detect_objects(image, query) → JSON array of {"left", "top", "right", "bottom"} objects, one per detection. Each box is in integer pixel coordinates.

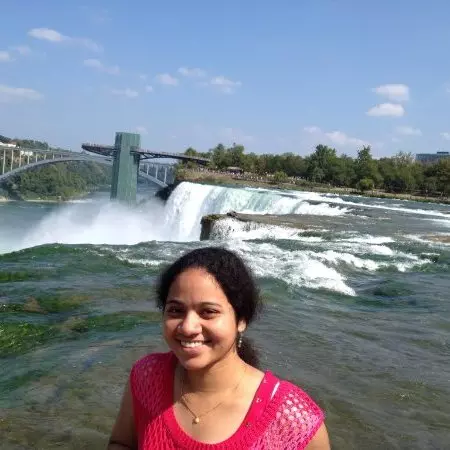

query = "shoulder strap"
[{"left": 243, "top": 371, "right": 279, "bottom": 424}]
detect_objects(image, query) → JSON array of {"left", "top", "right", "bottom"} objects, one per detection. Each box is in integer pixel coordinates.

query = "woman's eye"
[
  {"left": 202, "top": 309, "right": 218, "bottom": 316},
  {"left": 166, "top": 307, "right": 183, "bottom": 314}
]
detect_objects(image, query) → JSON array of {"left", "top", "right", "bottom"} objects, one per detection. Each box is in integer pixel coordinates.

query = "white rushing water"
[
  {"left": 4, "top": 181, "right": 447, "bottom": 296},
  {"left": 15, "top": 182, "right": 350, "bottom": 248}
]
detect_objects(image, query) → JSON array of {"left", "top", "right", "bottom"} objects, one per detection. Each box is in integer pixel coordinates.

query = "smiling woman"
[{"left": 107, "top": 247, "right": 330, "bottom": 450}]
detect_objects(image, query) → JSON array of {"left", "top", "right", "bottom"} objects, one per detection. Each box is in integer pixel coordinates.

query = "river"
[{"left": 1, "top": 182, "right": 449, "bottom": 449}]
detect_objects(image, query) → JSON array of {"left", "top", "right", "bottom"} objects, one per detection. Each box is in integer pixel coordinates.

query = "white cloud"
[
  {"left": 0, "top": 51, "right": 12, "bottom": 62},
  {"left": 155, "top": 73, "right": 179, "bottom": 86},
  {"left": 395, "top": 126, "right": 422, "bottom": 136},
  {"left": 366, "top": 103, "right": 405, "bottom": 117},
  {"left": 145, "top": 85, "right": 153, "bottom": 93},
  {"left": 12, "top": 45, "right": 31, "bottom": 56},
  {"left": 303, "top": 126, "right": 321, "bottom": 134},
  {"left": 136, "top": 126, "right": 148, "bottom": 135},
  {"left": 28, "top": 28, "right": 102, "bottom": 52},
  {"left": 0, "top": 84, "right": 43, "bottom": 102},
  {"left": 303, "top": 125, "right": 369, "bottom": 148},
  {"left": 325, "top": 130, "right": 369, "bottom": 148},
  {"left": 178, "top": 67, "right": 207, "bottom": 77},
  {"left": 373, "top": 84, "right": 409, "bottom": 102},
  {"left": 28, "top": 28, "right": 64, "bottom": 42},
  {"left": 139, "top": 74, "right": 147, "bottom": 81},
  {"left": 440, "top": 132, "right": 450, "bottom": 141},
  {"left": 209, "top": 75, "right": 242, "bottom": 94},
  {"left": 111, "top": 88, "right": 139, "bottom": 98},
  {"left": 83, "top": 58, "right": 119, "bottom": 75}
]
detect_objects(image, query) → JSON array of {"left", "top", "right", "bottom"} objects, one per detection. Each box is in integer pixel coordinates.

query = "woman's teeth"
[{"left": 180, "top": 341, "right": 204, "bottom": 348}]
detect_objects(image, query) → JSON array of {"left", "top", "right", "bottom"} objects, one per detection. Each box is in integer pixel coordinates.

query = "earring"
[{"left": 237, "top": 332, "right": 243, "bottom": 349}]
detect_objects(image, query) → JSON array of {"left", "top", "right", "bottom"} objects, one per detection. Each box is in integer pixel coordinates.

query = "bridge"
[
  {"left": 81, "top": 143, "right": 210, "bottom": 165},
  {"left": 0, "top": 131, "right": 210, "bottom": 203}
]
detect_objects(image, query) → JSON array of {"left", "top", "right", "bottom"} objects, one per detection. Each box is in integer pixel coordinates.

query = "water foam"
[
  {"left": 231, "top": 242, "right": 356, "bottom": 295},
  {"left": 209, "top": 217, "right": 312, "bottom": 241},
  {"left": 164, "top": 182, "right": 350, "bottom": 240},
  {"left": 3, "top": 182, "right": 436, "bottom": 297},
  {"left": 15, "top": 199, "right": 169, "bottom": 249}
]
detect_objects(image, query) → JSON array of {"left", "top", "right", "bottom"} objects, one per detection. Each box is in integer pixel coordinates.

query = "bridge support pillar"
[{"left": 110, "top": 132, "right": 141, "bottom": 204}]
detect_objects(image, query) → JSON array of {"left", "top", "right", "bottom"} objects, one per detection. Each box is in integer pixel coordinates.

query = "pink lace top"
[{"left": 130, "top": 352, "right": 324, "bottom": 449}]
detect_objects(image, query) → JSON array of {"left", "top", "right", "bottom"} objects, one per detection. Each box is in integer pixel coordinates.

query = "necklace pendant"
[{"left": 193, "top": 417, "right": 200, "bottom": 424}]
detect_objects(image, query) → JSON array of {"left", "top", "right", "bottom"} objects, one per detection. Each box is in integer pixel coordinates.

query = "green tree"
[
  {"left": 333, "top": 154, "right": 356, "bottom": 187},
  {"left": 306, "top": 145, "right": 338, "bottom": 183},
  {"left": 228, "top": 143, "right": 245, "bottom": 167},
  {"left": 273, "top": 170, "right": 288, "bottom": 183},
  {"left": 355, "top": 146, "right": 381, "bottom": 187},
  {"left": 184, "top": 147, "right": 198, "bottom": 156},
  {"left": 357, "top": 177, "right": 374, "bottom": 192}
]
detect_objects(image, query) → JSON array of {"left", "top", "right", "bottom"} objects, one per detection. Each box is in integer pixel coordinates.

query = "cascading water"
[
  {"left": 12, "top": 182, "right": 351, "bottom": 250},
  {"left": 162, "top": 182, "right": 350, "bottom": 240}
]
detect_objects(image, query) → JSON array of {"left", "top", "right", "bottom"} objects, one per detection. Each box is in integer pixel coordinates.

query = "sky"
[{"left": 1, "top": 0, "right": 450, "bottom": 157}]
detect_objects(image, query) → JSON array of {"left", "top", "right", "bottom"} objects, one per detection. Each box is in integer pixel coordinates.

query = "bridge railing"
[
  {"left": 0, "top": 147, "right": 77, "bottom": 175},
  {"left": 139, "top": 162, "right": 175, "bottom": 185},
  {"left": 1, "top": 146, "right": 175, "bottom": 186}
]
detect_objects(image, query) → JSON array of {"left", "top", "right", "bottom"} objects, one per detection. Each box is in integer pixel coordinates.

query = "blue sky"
[{"left": 1, "top": 0, "right": 450, "bottom": 157}]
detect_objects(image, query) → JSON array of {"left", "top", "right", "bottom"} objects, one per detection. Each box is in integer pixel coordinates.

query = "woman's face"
[{"left": 163, "top": 268, "right": 246, "bottom": 371}]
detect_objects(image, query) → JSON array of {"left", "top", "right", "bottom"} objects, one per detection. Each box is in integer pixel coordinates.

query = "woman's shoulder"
[
  {"left": 278, "top": 378, "right": 324, "bottom": 418},
  {"left": 264, "top": 375, "right": 325, "bottom": 447},
  {"left": 130, "top": 351, "right": 174, "bottom": 392},
  {"left": 131, "top": 351, "right": 173, "bottom": 373},
  {"left": 129, "top": 351, "right": 174, "bottom": 415}
]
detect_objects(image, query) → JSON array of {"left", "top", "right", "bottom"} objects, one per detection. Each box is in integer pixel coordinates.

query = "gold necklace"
[{"left": 180, "top": 364, "right": 247, "bottom": 425}]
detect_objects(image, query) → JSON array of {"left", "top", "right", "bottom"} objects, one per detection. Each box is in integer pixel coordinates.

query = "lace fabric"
[{"left": 130, "top": 352, "right": 324, "bottom": 449}]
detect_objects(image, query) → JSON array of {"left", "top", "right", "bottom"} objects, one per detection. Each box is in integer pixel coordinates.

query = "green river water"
[{"left": 0, "top": 182, "right": 449, "bottom": 449}]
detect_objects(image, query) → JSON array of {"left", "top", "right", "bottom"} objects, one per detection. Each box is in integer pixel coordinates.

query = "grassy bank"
[{"left": 176, "top": 169, "right": 450, "bottom": 205}]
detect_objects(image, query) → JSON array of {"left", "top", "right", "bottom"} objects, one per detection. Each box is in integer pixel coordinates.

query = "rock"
[
  {"left": 155, "top": 183, "right": 178, "bottom": 202},
  {"left": 421, "top": 234, "right": 450, "bottom": 244},
  {"left": 200, "top": 211, "right": 309, "bottom": 240},
  {"left": 23, "top": 297, "right": 45, "bottom": 313},
  {"left": 200, "top": 214, "right": 223, "bottom": 240}
]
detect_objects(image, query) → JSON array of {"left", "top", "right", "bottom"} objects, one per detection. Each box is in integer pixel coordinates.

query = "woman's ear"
[{"left": 237, "top": 319, "right": 247, "bottom": 333}]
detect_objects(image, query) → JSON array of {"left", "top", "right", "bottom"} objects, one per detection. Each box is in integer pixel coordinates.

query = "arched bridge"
[
  {"left": 1, "top": 131, "right": 209, "bottom": 203},
  {"left": 0, "top": 146, "right": 175, "bottom": 188}
]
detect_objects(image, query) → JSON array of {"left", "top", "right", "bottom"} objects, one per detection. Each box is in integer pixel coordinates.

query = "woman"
[{"left": 108, "top": 247, "right": 330, "bottom": 449}]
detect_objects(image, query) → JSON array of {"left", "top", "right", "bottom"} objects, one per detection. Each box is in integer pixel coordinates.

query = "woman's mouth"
[{"left": 179, "top": 340, "right": 209, "bottom": 348}]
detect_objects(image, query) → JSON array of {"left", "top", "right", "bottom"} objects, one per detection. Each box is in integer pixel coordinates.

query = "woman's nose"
[{"left": 177, "top": 312, "right": 202, "bottom": 335}]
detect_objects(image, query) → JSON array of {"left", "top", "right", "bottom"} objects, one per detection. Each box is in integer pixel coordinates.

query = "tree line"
[
  {"left": 183, "top": 144, "right": 450, "bottom": 197},
  {"left": 0, "top": 134, "right": 67, "bottom": 152}
]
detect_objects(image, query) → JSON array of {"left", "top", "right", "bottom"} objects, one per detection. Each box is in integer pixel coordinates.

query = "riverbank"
[{"left": 176, "top": 169, "right": 450, "bottom": 205}]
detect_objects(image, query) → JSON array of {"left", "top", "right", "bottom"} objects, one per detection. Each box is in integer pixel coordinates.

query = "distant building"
[
  {"left": 415, "top": 151, "right": 450, "bottom": 163},
  {"left": 20, "top": 150, "right": 33, "bottom": 157},
  {"left": 226, "top": 166, "right": 244, "bottom": 174},
  {"left": 0, "top": 142, "right": 17, "bottom": 148}
]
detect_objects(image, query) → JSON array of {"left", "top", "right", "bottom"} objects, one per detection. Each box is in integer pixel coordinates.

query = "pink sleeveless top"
[{"left": 130, "top": 352, "right": 324, "bottom": 449}]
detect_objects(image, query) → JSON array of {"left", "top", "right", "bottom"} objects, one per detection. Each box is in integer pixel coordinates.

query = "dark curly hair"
[{"left": 156, "top": 246, "right": 262, "bottom": 368}]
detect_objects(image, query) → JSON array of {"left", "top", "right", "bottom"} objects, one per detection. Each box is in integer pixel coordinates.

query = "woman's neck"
[{"left": 181, "top": 352, "right": 247, "bottom": 394}]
